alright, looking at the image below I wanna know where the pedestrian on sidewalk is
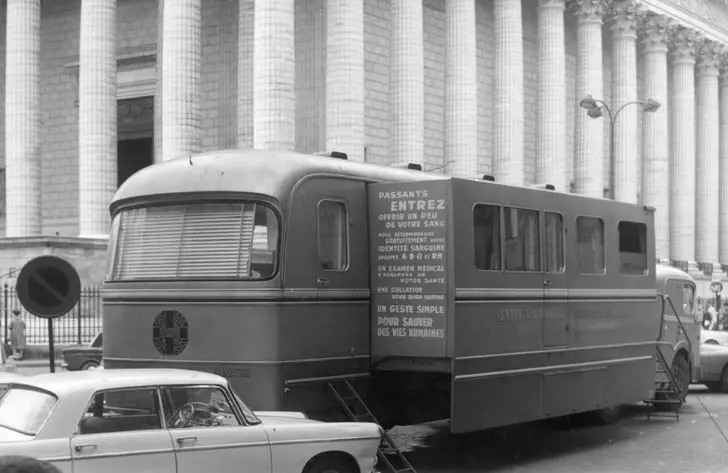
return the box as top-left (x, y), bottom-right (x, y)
top-left (9, 309), bottom-right (25, 361)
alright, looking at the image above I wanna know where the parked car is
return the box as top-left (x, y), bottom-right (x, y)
top-left (0, 368), bottom-right (381, 473)
top-left (697, 343), bottom-right (728, 391)
top-left (701, 327), bottom-right (728, 346)
top-left (61, 331), bottom-right (102, 371)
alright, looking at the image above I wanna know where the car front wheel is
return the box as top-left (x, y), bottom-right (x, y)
top-left (303, 456), bottom-right (355, 473)
top-left (81, 361), bottom-right (99, 371)
top-left (720, 366), bottom-right (728, 393)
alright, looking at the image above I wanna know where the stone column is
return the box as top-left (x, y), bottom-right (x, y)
top-left (720, 56), bottom-right (728, 267)
top-left (326, 0), bottom-right (365, 161)
top-left (254, 0), bottom-right (295, 150)
top-left (610, 1), bottom-right (640, 203)
top-left (445, 0), bottom-right (478, 178)
top-left (669, 28), bottom-right (699, 267)
top-left (5, 0), bottom-right (41, 236)
top-left (640, 15), bottom-right (671, 263)
top-left (161, 0), bottom-right (201, 161)
top-left (154, 0), bottom-right (163, 162)
top-left (237, 0), bottom-right (254, 148)
top-left (78, 0), bottom-right (117, 238)
top-left (571, 0), bottom-right (606, 198)
top-left (695, 40), bottom-right (721, 271)
top-left (493, 0), bottom-right (524, 185)
top-left (391, 0), bottom-right (424, 166)
top-left (536, 0), bottom-right (566, 191)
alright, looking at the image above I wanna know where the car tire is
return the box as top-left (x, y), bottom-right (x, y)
top-left (80, 361), bottom-right (99, 371)
top-left (705, 340), bottom-right (719, 345)
top-left (720, 366), bottom-right (728, 393)
top-left (303, 456), bottom-right (354, 473)
top-left (706, 381), bottom-right (721, 391)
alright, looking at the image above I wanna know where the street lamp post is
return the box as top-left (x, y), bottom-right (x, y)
top-left (579, 95), bottom-right (661, 200)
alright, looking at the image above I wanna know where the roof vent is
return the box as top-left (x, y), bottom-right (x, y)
top-left (482, 174), bottom-right (495, 182)
top-left (391, 162), bottom-right (423, 171)
top-left (313, 151), bottom-right (348, 160)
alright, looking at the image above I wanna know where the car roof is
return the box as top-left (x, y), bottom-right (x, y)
top-left (655, 263), bottom-right (695, 283)
top-left (12, 369), bottom-right (226, 396)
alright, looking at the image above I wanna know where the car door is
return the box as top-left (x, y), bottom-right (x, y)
top-left (162, 385), bottom-right (272, 473)
top-left (71, 387), bottom-right (176, 473)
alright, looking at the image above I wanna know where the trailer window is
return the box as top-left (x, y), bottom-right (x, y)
top-left (683, 284), bottom-right (695, 314)
top-left (473, 204), bottom-right (501, 271)
top-left (576, 216), bottom-right (605, 274)
top-left (110, 202), bottom-right (279, 281)
top-left (504, 207), bottom-right (540, 272)
top-left (618, 221), bottom-right (647, 275)
top-left (318, 200), bottom-right (349, 271)
top-left (545, 212), bottom-right (564, 273)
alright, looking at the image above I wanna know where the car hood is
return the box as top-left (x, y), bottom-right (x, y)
top-left (256, 411), bottom-right (320, 426)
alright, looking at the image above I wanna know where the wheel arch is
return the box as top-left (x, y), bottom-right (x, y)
top-left (302, 450), bottom-right (361, 473)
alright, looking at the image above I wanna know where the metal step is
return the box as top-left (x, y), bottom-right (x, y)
top-left (327, 380), bottom-right (418, 473)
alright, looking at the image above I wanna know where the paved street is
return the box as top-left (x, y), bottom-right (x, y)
top-left (11, 365), bottom-right (728, 472)
top-left (387, 385), bottom-right (728, 472)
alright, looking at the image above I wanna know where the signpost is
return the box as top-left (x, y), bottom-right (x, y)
top-left (15, 256), bottom-right (81, 373)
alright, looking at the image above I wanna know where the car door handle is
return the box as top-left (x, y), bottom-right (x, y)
top-left (176, 437), bottom-right (197, 445)
top-left (74, 444), bottom-right (97, 452)
top-left (316, 277), bottom-right (329, 288)
top-left (543, 280), bottom-right (553, 288)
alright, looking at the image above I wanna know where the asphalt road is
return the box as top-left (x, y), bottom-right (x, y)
top-left (12, 365), bottom-right (728, 472)
top-left (388, 386), bottom-right (728, 473)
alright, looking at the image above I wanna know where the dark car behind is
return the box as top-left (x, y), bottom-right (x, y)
top-left (61, 331), bottom-right (102, 371)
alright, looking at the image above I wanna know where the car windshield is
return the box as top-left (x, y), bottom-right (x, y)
top-left (0, 387), bottom-right (57, 435)
top-left (90, 332), bottom-right (103, 348)
top-left (231, 391), bottom-right (261, 425)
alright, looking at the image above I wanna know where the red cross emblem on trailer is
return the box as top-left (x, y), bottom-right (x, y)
top-left (153, 309), bottom-right (189, 356)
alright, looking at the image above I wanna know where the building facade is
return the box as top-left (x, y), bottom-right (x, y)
top-left (0, 0), bottom-right (726, 291)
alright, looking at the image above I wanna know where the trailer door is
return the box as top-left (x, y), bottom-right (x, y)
top-left (285, 176), bottom-right (369, 292)
top-left (543, 210), bottom-right (568, 348)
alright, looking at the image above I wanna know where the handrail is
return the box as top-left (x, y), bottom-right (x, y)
top-left (657, 293), bottom-right (666, 342)
top-left (658, 293), bottom-right (693, 360)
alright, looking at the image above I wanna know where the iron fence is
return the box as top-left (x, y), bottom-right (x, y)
top-left (2, 284), bottom-right (102, 346)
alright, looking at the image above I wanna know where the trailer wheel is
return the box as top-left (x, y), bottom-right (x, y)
top-left (670, 354), bottom-right (690, 401)
top-left (573, 406), bottom-right (621, 426)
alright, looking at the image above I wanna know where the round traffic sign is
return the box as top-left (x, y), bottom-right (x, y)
top-left (711, 282), bottom-right (724, 294)
top-left (16, 256), bottom-right (81, 319)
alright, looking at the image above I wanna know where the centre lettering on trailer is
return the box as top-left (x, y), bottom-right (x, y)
top-left (368, 179), bottom-right (454, 358)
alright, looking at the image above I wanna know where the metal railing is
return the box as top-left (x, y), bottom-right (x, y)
top-left (2, 284), bottom-right (102, 346)
top-left (658, 293), bottom-right (693, 357)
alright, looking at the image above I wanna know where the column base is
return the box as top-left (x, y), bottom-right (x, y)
top-left (711, 263), bottom-right (725, 281)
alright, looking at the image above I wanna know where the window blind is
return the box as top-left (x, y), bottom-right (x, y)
top-left (113, 202), bottom-right (263, 280)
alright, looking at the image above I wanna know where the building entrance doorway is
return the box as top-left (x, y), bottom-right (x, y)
top-left (118, 138), bottom-right (153, 187)
top-left (117, 96), bottom-right (154, 187)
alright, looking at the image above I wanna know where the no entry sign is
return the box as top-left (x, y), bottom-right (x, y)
top-left (16, 255), bottom-right (81, 319)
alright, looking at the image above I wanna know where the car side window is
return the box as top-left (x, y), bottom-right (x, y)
top-left (77, 388), bottom-right (161, 435)
top-left (162, 386), bottom-right (241, 429)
